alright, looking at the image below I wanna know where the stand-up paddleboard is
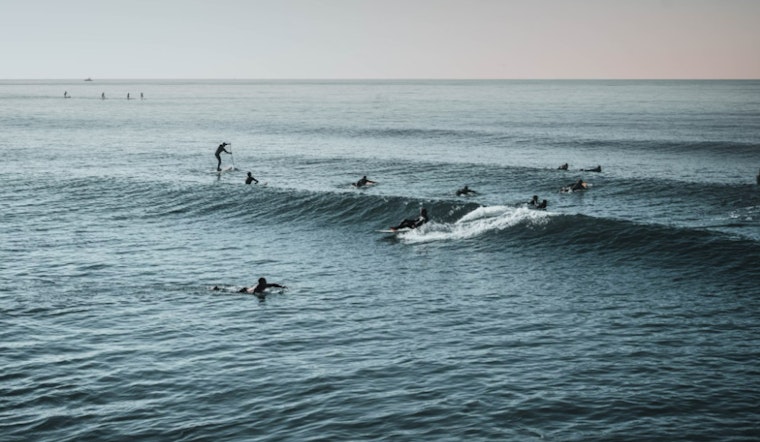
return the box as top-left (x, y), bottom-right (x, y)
top-left (215, 166), bottom-right (236, 174)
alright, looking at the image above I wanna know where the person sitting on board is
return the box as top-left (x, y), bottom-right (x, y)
top-left (355, 175), bottom-right (376, 187)
top-left (456, 185), bottom-right (476, 196)
top-left (529, 195), bottom-right (540, 206)
top-left (245, 172), bottom-right (259, 184)
top-left (215, 142), bottom-right (231, 171)
top-left (558, 163), bottom-right (569, 170)
top-left (390, 207), bottom-right (429, 231)
top-left (580, 165), bottom-right (602, 172)
top-left (238, 277), bottom-right (287, 300)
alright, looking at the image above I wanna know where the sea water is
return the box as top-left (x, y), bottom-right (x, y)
top-left (1, 80), bottom-right (759, 441)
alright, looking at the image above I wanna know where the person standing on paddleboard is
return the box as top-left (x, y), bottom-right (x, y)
top-left (215, 142), bottom-right (231, 171)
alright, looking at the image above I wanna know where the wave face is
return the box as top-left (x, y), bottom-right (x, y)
top-left (2, 80), bottom-right (760, 441)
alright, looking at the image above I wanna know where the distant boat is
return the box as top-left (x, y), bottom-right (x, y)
top-left (84, 78), bottom-right (93, 82)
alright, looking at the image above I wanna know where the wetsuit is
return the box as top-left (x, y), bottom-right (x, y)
top-left (215, 143), bottom-right (230, 171)
top-left (392, 211), bottom-right (429, 230)
top-left (245, 174), bottom-right (258, 184)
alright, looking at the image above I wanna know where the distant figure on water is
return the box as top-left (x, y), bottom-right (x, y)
top-left (245, 172), bottom-right (259, 184)
top-left (215, 142), bottom-right (231, 171)
top-left (63, 91), bottom-right (69, 98)
top-left (390, 207), bottom-right (429, 231)
top-left (140, 92), bottom-right (144, 100)
top-left (563, 179), bottom-right (588, 192)
top-left (529, 195), bottom-right (539, 207)
top-left (239, 277), bottom-right (287, 300)
top-left (536, 200), bottom-right (548, 209)
top-left (101, 92), bottom-right (105, 100)
top-left (354, 175), bottom-right (376, 187)
top-left (127, 93), bottom-right (130, 100)
top-left (456, 185), bottom-right (476, 196)
top-left (580, 165), bottom-right (602, 172)
top-left (558, 163), bottom-right (569, 170)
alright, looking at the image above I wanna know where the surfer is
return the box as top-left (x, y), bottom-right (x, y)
top-left (245, 172), bottom-right (259, 184)
top-left (390, 207), bottom-right (429, 231)
top-left (580, 165), bottom-right (602, 172)
top-left (529, 195), bottom-right (539, 206)
top-left (354, 175), bottom-right (376, 187)
top-left (536, 199), bottom-right (548, 209)
top-left (101, 92), bottom-right (105, 100)
top-left (215, 142), bottom-right (231, 171)
top-left (63, 91), bottom-right (69, 98)
top-left (558, 163), bottom-right (569, 170)
top-left (239, 277), bottom-right (287, 300)
top-left (456, 185), bottom-right (476, 196)
top-left (564, 179), bottom-right (588, 192)
top-left (127, 93), bottom-right (130, 100)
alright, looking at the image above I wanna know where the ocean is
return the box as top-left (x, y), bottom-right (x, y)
top-left (1, 79), bottom-right (759, 441)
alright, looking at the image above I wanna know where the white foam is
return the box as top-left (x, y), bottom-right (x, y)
top-left (399, 205), bottom-right (552, 244)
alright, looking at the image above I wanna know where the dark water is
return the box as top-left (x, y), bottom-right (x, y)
top-left (1, 80), bottom-right (759, 441)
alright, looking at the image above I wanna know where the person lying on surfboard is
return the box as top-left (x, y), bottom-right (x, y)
top-left (354, 175), bottom-right (376, 187)
top-left (390, 207), bottom-right (429, 231)
top-left (456, 185), bottom-right (476, 196)
top-left (563, 179), bottom-right (588, 192)
top-left (215, 142), bottom-right (231, 171)
top-left (238, 277), bottom-right (287, 300)
top-left (245, 172), bottom-right (259, 184)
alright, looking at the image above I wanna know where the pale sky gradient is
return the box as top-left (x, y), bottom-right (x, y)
top-left (2, 0), bottom-right (759, 79)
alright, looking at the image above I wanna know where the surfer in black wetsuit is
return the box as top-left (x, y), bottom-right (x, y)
top-left (529, 195), bottom-right (539, 206)
top-left (536, 199), bottom-right (547, 209)
top-left (456, 185), bottom-right (476, 196)
top-left (569, 179), bottom-right (587, 191)
top-left (391, 207), bottom-right (429, 231)
top-left (558, 163), bottom-right (569, 170)
top-left (355, 175), bottom-right (376, 187)
top-left (245, 172), bottom-right (259, 184)
top-left (239, 277), bottom-right (287, 300)
top-left (215, 142), bottom-right (231, 171)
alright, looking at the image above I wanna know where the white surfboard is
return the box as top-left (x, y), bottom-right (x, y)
top-left (377, 228), bottom-right (412, 234)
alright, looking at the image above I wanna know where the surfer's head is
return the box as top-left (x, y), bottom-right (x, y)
top-left (258, 277), bottom-right (266, 284)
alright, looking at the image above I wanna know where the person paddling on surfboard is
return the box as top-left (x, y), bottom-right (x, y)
top-left (354, 175), bottom-right (376, 187)
top-left (245, 172), bottom-right (259, 184)
top-left (563, 179), bottom-right (588, 192)
top-left (390, 207), bottom-right (429, 231)
top-left (239, 277), bottom-right (287, 300)
top-left (456, 185), bottom-right (476, 196)
top-left (215, 142), bottom-right (231, 171)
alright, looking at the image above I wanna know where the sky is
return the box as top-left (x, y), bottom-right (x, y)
top-left (2, 0), bottom-right (759, 79)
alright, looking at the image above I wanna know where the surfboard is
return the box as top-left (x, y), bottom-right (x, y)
top-left (353, 182), bottom-right (377, 188)
top-left (377, 228), bottom-right (412, 234)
